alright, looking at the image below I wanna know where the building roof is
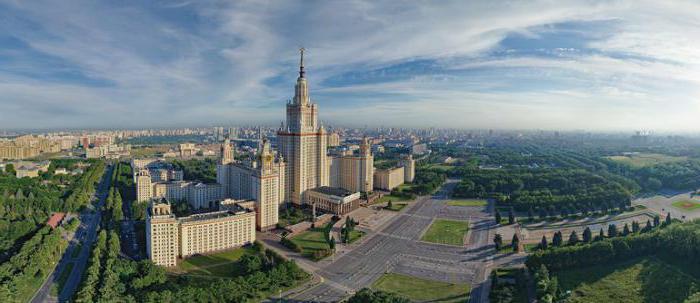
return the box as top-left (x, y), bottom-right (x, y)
top-left (47, 212), bottom-right (65, 229)
top-left (309, 186), bottom-right (354, 197)
top-left (178, 208), bottom-right (250, 223)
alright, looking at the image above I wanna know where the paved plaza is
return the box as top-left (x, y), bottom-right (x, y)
top-left (283, 180), bottom-right (514, 303)
top-left (634, 192), bottom-right (700, 221)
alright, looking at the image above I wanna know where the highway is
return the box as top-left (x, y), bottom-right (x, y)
top-left (290, 179), bottom-right (505, 303)
top-left (30, 164), bottom-right (113, 303)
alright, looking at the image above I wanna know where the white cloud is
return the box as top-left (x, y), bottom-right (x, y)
top-left (0, 0), bottom-right (698, 131)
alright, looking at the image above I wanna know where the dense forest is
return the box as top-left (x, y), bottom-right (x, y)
top-left (0, 160), bottom-right (104, 254)
top-left (453, 169), bottom-right (632, 211)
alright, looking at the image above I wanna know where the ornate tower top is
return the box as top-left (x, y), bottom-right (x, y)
top-left (299, 47), bottom-right (305, 78)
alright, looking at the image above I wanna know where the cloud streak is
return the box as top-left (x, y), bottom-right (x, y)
top-left (0, 0), bottom-right (698, 131)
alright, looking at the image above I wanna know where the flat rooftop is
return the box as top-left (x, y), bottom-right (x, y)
top-left (309, 186), bottom-right (354, 197)
top-left (178, 208), bottom-right (250, 223)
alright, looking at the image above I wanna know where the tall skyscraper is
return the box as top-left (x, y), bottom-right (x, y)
top-left (278, 49), bottom-right (329, 206)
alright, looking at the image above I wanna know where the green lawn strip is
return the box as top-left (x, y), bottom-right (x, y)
top-left (555, 257), bottom-right (697, 303)
top-left (605, 153), bottom-right (687, 168)
top-left (177, 247), bottom-right (255, 272)
top-left (385, 203), bottom-right (407, 211)
top-left (447, 199), bottom-right (488, 207)
top-left (671, 200), bottom-right (700, 211)
top-left (290, 228), bottom-right (331, 258)
top-left (372, 273), bottom-right (470, 302)
top-left (421, 219), bottom-right (470, 246)
top-left (374, 194), bottom-right (412, 205)
top-left (347, 230), bottom-right (365, 244)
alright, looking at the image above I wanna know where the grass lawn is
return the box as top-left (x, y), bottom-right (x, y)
top-left (385, 202), bottom-right (407, 211)
top-left (343, 230), bottom-right (365, 244)
top-left (290, 228), bottom-right (331, 258)
top-left (606, 153), bottom-right (687, 168)
top-left (421, 219), bottom-right (470, 246)
top-left (555, 257), bottom-right (697, 303)
top-left (447, 199), bottom-right (487, 207)
top-left (375, 194), bottom-right (411, 205)
top-left (176, 246), bottom-right (256, 272)
top-left (672, 200), bottom-right (700, 211)
top-left (372, 273), bottom-right (470, 302)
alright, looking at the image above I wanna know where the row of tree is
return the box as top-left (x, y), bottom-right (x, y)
top-left (0, 226), bottom-right (68, 301)
top-left (526, 216), bottom-right (680, 272)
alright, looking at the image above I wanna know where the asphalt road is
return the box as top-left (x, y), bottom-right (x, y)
top-left (30, 164), bottom-right (113, 303)
top-left (290, 179), bottom-right (504, 303)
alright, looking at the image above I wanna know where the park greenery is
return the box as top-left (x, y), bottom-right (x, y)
top-left (0, 159), bottom-right (103, 270)
top-left (489, 268), bottom-right (528, 303)
top-left (347, 288), bottom-right (410, 303)
top-left (525, 218), bottom-right (700, 302)
top-left (0, 226), bottom-right (68, 302)
top-left (170, 158), bottom-right (217, 183)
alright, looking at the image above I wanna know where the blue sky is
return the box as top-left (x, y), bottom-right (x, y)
top-left (0, 0), bottom-right (699, 131)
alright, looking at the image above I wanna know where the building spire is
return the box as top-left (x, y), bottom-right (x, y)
top-left (299, 47), bottom-right (305, 78)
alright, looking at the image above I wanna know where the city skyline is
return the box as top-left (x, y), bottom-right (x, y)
top-left (1, 1), bottom-right (699, 131)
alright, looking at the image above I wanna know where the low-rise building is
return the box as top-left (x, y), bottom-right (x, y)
top-left (146, 198), bottom-right (256, 267)
top-left (305, 186), bottom-right (361, 215)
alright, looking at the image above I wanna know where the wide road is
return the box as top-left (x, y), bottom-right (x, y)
top-left (290, 179), bottom-right (503, 303)
top-left (31, 163), bottom-right (113, 303)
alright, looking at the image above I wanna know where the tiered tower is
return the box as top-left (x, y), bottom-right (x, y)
top-left (277, 48), bottom-right (329, 206)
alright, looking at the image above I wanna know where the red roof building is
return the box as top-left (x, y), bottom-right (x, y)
top-left (47, 212), bottom-right (65, 229)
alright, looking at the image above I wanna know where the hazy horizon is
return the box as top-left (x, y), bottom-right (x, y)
top-left (1, 1), bottom-right (699, 131)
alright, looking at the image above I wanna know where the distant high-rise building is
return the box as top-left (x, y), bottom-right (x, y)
top-left (277, 49), bottom-right (330, 206)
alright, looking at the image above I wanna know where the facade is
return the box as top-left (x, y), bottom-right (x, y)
top-left (134, 159), bottom-right (221, 209)
top-left (146, 199), bottom-right (256, 267)
top-left (179, 143), bottom-right (197, 157)
top-left (399, 154), bottom-right (415, 183)
top-left (327, 132), bottom-right (341, 147)
top-left (0, 135), bottom-right (61, 160)
top-left (305, 186), bottom-right (361, 215)
top-left (217, 139), bottom-right (285, 230)
top-left (329, 137), bottom-right (373, 193)
top-left (374, 166), bottom-right (405, 191)
top-left (277, 49), bottom-right (330, 206)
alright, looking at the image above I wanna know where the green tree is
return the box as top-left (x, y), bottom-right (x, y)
top-left (568, 231), bottom-right (579, 245)
top-left (512, 233), bottom-right (520, 252)
top-left (540, 235), bottom-right (548, 250)
top-left (608, 224), bottom-right (618, 237)
top-left (494, 233), bottom-right (503, 250)
top-left (508, 209), bottom-right (515, 225)
top-left (583, 227), bottom-right (592, 243)
top-left (622, 224), bottom-right (630, 236)
top-left (654, 215), bottom-right (661, 227)
top-left (632, 221), bottom-right (640, 233)
top-left (5, 163), bottom-right (15, 176)
top-left (552, 231), bottom-right (562, 247)
top-left (495, 210), bottom-right (502, 225)
top-left (665, 213), bottom-right (672, 225)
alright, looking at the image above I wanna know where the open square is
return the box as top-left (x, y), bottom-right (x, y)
top-left (421, 219), bottom-right (470, 246)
